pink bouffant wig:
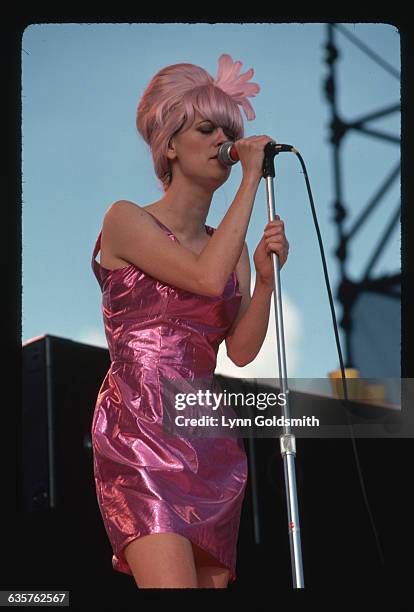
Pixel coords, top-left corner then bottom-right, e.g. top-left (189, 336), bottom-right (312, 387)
top-left (136, 54), bottom-right (260, 191)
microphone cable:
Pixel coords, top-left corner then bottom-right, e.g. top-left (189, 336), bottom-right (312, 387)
top-left (286, 147), bottom-right (386, 567)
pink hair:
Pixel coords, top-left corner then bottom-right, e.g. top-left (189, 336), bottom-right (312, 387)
top-left (136, 54), bottom-right (260, 192)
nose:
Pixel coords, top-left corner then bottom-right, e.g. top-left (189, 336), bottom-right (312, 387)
top-left (212, 127), bottom-right (230, 159)
top-left (215, 126), bottom-right (229, 143)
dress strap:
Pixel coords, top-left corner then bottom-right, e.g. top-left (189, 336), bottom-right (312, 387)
top-left (92, 230), bottom-right (102, 263)
top-left (91, 231), bottom-right (108, 283)
top-left (144, 210), bottom-right (175, 235)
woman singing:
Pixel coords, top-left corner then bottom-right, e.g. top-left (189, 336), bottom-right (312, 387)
top-left (91, 53), bottom-right (289, 589)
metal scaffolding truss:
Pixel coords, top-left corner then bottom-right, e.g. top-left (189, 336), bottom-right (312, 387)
top-left (322, 23), bottom-right (401, 367)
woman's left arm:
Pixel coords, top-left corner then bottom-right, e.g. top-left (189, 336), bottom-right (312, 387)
top-left (225, 217), bottom-right (289, 367)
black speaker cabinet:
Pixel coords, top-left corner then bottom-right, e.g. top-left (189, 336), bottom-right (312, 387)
top-left (22, 334), bottom-right (110, 515)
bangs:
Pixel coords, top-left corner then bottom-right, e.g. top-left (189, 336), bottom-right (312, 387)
top-left (180, 84), bottom-right (244, 140)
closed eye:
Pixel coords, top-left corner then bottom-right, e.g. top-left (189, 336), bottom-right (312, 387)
top-left (199, 126), bottom-right (235, 140)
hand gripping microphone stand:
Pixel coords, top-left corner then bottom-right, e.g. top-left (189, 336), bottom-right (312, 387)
top-left (219, 141), bottom-right (305, 588)
top-left (262, 143), bottom-right (304, 589)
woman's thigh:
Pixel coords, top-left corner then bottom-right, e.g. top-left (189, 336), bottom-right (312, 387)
top-left (123, 532), bottom-right (198, 588)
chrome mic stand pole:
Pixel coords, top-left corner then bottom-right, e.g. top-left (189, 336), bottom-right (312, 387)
top-left (263, 143), bottom-right (305, 588)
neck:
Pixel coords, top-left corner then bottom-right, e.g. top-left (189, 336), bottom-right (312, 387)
top-left (155, 175), bottom-right (216, 240)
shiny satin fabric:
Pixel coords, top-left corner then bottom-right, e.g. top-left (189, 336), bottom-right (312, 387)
top-left (90, 213), bottom-right (247, 583)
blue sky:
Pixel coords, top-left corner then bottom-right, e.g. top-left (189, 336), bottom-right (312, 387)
top-left (21, 23), bottom-right (400, 381)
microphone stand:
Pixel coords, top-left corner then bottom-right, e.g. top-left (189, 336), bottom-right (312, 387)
top-left (262, 143), bottom-right (305, 588)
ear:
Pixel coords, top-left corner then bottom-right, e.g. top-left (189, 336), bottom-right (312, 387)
top-left (166, 136), bottom-right (177, 161)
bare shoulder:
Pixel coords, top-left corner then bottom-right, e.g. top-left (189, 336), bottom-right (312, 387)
top-left (101, 200), bottom-right (159, 270)
top-left (104, 199), bottom-right (162, 233)
top-left (106, 199), bottom-right (144, 218)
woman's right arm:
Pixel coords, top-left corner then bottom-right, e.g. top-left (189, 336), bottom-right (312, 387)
top-left (104, 136), bottom-right (274, 297)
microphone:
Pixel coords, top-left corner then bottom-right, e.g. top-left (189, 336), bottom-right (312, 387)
top-left (217, 141), bottom-right (297, 166)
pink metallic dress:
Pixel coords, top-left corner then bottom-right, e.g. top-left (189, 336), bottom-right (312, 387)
top-left (90, 212), bottom-right (248, 583)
